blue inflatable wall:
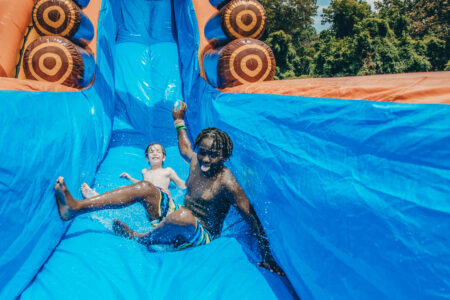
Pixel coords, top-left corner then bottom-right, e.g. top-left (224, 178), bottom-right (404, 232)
top-left (1, 0), bottom-right (449, 299)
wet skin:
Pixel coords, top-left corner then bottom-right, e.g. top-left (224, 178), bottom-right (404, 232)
top-left (54, 101), bottom-right (285, 275)
top-left (172, 101), bottom-right (284, 275)
top-left (183, 137), bottom-right (233, 238)
top-left (175, 139), bottom-right (285, 275)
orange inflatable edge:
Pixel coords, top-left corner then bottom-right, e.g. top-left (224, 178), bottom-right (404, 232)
top-left (192, 0), bottom-right (217, 81)
top-left (221, 72), bottom-right (450, 104)
top-left (0, 0), bottom-right (101, 92)
top-left (0, 0), bottom-right (35, 78)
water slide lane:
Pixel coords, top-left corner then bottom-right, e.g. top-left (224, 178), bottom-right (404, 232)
top-left (0, 0), bottom-right (448, 299)
top-left (20, 0), bottom-right (296, 299)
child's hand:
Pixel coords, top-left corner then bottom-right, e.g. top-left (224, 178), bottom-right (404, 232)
top-left (120, 172), bottom-right (130, 179)
top-left (172, 101), bottom-right (187, 121)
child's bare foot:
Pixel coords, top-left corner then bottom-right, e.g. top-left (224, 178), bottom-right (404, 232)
top-left (81, 183), bottom-right (98, 198)
top-left (54, 177), bottom-right (78, 221)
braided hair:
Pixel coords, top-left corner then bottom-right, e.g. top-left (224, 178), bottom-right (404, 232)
top-left (194, 127), bottom-right (233, 160)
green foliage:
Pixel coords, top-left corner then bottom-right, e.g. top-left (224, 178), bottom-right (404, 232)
top-left (445, 60), bottom-right (450, 71)
top-left (424, 35), bottom-right (448, 70)
top-left (312, 34), bottom-right (361, 76)
top-left (375, 0), bottom-right (412, 36)
top-left (260, 0), bottom-right (448, 79)
top-left (375, 0), bottom-right (449, 38)
top-left (357, 18), bottom-right (389, 38)
top-left (259, 0), bottom-right (318, 37)
top-left (322, 0), bottom-right (372, 37)
top-left (408, 0), bottom-right (449, 39)
top-left (265, 30), bottom-right (298, 78)
top-left (397, 37), bottom-right (432, 72)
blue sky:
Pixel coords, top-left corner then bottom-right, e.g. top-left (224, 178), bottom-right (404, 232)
top-left (314, 0), bottom-right (376, 32)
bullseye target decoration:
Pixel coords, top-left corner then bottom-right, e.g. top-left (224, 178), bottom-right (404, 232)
top-left (219, 38), bottom-right (275, 87)
top-left (221, 0), bottom-right (266, 40)
top-left (23, 36), bottom-right (84, 88)
top-left (32, 0), bottom-right (81, 39)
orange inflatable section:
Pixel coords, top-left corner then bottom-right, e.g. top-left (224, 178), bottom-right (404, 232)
top-left (192, 0), bottom-right (217, 79)
top-left (0, 0), bottom-right (36, 78)
top-left (222, 72), bottom-right (450, 104)
top-left (0, 77), bottom-right (77, 92)
top-left (0, 0), bottom-right (101, 92)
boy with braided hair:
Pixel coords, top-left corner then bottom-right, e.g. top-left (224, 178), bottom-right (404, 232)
top-left (54, 101), bottom-right (284, 275)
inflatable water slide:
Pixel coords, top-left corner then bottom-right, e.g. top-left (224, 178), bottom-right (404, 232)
top-left (1, 0), bottom-right (449, 299)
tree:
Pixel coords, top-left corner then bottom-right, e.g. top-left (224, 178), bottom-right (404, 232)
top-left (424, 35), bottom-right (448, 70)
top-left (265, 30), bottom-right (298, 79)
top-left (408, 0), bottom-right (449, 39)
top-left (312, 34), bottom-right (361, 76)
top-left (375, 0), bottom-right (413, 17)
top-left (375, 0), bottom-right (411, 36)
top-left (260, 0), bottom-right (319, 78)
top-left (259, 0), bottom-right (318, 37)
top-left (375, 0), bottom-right (449, 71)
top-left (322, 0), bottom-right (372, 37)
top-left (261, 0), bottom-right (447, 79)
top-left (291, 27), bottom-right (317, 75)
top-left (376, 0), bottom-right (449, 39)
top-left (311, 10), bottom-right (432, 77)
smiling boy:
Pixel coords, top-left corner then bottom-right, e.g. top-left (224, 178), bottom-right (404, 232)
top-left (119, 142), bottom-right (185, 198)
top-left (82, 143), bottom-right (185, 200)
top-left (55, 101), bottom-right (284, 275)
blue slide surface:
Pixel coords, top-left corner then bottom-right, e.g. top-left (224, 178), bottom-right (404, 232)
top-left (1, 0), bottom-right (449, 299)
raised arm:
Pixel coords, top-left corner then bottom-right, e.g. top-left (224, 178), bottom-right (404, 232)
top-left (172, 101), bottom-right (195, 163)
top-left (225, 173), bottom-right (285, 276)
top-left (168, 167), bottom-right (186, 189)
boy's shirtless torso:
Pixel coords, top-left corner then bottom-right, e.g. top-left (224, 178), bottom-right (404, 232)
top-left (142, 167), bottom-right (174, 193)
top-left (54, 101), bottom-right (285, 275)
top-left (183, 154), bottom-right (234, 238)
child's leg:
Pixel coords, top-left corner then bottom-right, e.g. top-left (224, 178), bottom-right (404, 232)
top-left (55, 177), bottom-right (161, 221)
top-left (113, 207), bottom-right (198, 246)
top-left (81, 183), bottom-right (99, 198)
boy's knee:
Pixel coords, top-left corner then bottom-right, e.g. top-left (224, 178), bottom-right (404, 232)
top-left (135, 180), bottom-right (158, 196)
top-left (167, 208), bottom-right (196, 227)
